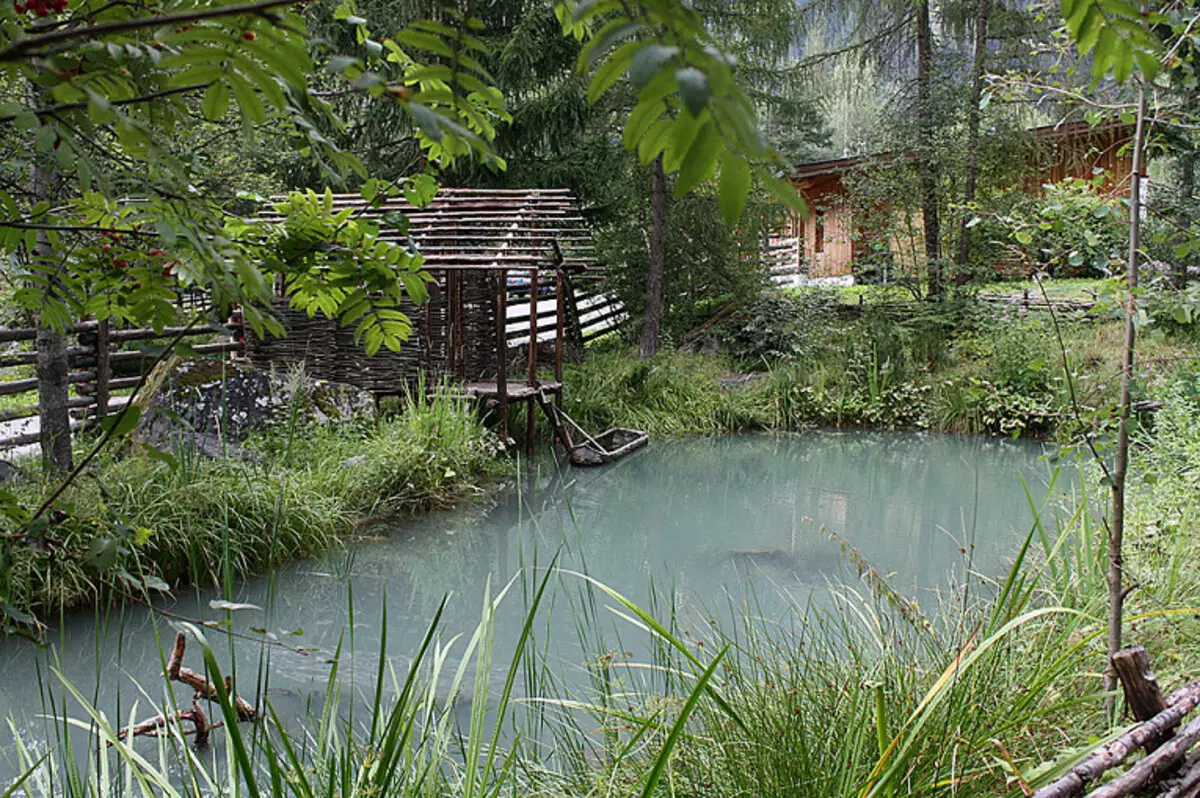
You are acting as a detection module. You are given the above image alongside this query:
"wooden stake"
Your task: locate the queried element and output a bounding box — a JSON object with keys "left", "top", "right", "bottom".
{"left": 496, "top": 270, "right": 508, "bottom": 444}
{"left": 1112, "top": 646, "right": 1169, "bottom": 724}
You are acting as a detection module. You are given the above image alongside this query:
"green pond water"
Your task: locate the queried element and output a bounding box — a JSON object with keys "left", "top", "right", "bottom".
{"left": 0, "top": 432, "right": 1067, "bottom": 779}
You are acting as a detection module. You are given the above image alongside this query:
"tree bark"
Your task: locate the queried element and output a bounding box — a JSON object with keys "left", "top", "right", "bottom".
{"left": 28, "top": 82, "right": 73, "bottom": 472}
{"left": 1105, "top": 83, "right": 1147, "bottom": 708}
{"left": 915, "top": 0, "right": 942, "bottom": 299}
{"left": 1177, "top": 106, "right": 1196, "bottom": 289}
{"left": 640, "top": 154, "right": 667, "bottom": 359}
{"left": 35, "top": 322, "right": 72, "bottom": 472}
{"left": 955, "top": 0, "right": 991, "bottom": 284}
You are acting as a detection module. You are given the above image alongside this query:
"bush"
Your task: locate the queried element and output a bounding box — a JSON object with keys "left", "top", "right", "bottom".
{"left": 0, "top": 389, "right": 503, "bottom": 619}
{"left": 996, "top": 178, "right": 1127, "bottom": 278}
{"left": 717, "top": 289, "right": 845, "bottom": 364}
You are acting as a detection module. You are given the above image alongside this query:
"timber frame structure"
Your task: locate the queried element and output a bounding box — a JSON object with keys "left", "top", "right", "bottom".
{"left": 244, "top": 188, "right": 602, "bottom": 449}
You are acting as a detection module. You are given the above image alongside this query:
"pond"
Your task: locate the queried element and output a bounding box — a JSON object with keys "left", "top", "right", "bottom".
{"left": 0, "top": 431, "right": 1065, "bottom": 780}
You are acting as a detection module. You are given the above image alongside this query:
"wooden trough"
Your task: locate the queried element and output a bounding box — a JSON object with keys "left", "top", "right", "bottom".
{"left": 1035, "top": 646, "right": 1200, "bottom": 798}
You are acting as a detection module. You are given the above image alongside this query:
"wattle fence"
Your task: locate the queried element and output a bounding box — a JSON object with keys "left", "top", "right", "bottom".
{"left": 0, "top": 285, "right": 626, "bottom": 452}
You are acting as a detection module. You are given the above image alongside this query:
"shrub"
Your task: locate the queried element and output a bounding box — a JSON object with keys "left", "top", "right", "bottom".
{"left": 717, "top": 288, "right": 845, "bottom": 364}
{"left": 997, "top": 178, "right": 1127, "bottom": 278}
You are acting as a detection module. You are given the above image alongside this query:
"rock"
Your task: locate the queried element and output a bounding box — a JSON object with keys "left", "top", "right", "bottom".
{"left": 719, "top": 373, "right": 760, "bottom": 391}
{"left": 0, "top": 459, "right": 21, "bottom": 484}
{"left": 342, "top": 455, "right": 368, "bottom": 468}
{"left": 133, "top": 359, "right": 374, "bottom": 459}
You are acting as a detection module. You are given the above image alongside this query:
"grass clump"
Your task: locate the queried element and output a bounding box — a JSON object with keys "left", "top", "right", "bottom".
{"left": 562, "top": 288, "right": 1199, "bottom": 440}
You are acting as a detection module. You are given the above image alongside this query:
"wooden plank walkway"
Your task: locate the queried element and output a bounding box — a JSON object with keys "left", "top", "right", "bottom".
{"left": 462, "top": 380, "right": 562, "bottom": 400}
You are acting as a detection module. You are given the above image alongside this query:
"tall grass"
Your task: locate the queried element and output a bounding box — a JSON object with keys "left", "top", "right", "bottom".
{"left": 1, "top": 386, "right": 504, "bottom": 617}
{"left": 1, "top": 473, "right": 1153, "bottom": 798}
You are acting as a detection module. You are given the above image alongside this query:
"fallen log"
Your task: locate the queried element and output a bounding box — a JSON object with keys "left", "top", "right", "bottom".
{"left": 1033, "top": 679, "right": 1200, "bottom": 798}
{"left": 1156, "top": 750, "right": 1200, "bottom": 798}
{"left": 1087, "top": 714, "right": 1200, "bottom": 798}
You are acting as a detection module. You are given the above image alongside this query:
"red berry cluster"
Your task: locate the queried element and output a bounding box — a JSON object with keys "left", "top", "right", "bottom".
{"left": 149, "top": 248, "right": 181, "bottom": 277}
{"left": 14, "top": 0, "right": 67, "bottom": 18}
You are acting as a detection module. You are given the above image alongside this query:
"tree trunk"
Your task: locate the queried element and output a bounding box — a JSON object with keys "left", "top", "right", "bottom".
{"left": 1106, "top": 83, "right": 1147, "bottom": 708}
{"left": 36, "top": 322, "right": 73, "bottom": 472}
{"left": 640, "top": 154, "right": 667, "bottom": 359}
{"left": 27, "top": 83, "right": 73, "bottom": 472}
{"left": 916, "top": 0, "right": 942, "bottom": 299}
{"left": 1177, "top": 108, "right": 1196, "bottom": 288}
{"left": 955, "top": 0, "right": 991, "bottom": 285}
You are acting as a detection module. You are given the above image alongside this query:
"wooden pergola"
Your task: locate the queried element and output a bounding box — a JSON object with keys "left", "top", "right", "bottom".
{"left": 247, "top": 187, "right": 602, "bottom": 449}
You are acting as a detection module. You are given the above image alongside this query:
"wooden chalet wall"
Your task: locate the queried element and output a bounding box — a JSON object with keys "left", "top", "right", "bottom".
{"left": 772, "top": 122, "right": 1135, "bottom": 281}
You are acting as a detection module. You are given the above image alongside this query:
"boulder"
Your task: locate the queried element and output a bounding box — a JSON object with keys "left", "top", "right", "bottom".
{"left": 133, "top": 358, "right": 374, "bottom": 459}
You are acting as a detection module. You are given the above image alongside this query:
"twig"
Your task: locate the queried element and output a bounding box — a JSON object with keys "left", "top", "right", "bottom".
{"left": 116, "top": 700, "right": 220, "bottom": 746}
{"left": 0, "top": 0, "right": 309, "bottom": 61}
{"left": 0, "top": 84, "right": 210, "bottom": 123}
{"left": 167, "top": 632, "right": 257, "bottom": 721}
{"left": 1034, "top": 275, "right": 1113, "bottom": 483}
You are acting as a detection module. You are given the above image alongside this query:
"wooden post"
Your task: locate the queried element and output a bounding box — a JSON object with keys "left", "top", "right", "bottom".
{"left": 94, "top": 318, "right": 110, "bottom": 423}
{"left": 445, "top": 271, "right": 455, "bottom": 375}
{"left": 1112, "top": 646, "right": 1172, "bottom": 752}
{"left": 555, "top": 269, "right": 564, "bottom": 409}
{"left": 496, "top": 270, "right": 508, "bottom": 444}
{"left": 456, "top": 271, "right": 464, "bottom": 378}
{"left": 526, "top": 267, "right": 538, "bottom": 456}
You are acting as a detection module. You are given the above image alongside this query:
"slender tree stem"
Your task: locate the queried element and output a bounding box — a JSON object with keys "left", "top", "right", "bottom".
{"left": 915, "top": 0, "right": 942, "bottom": 298}
{"left": 1106, "top": 82, "right": 1147, "bottom": 712}
{"left": 956, "top": 0, "right": 991, "bottom": 283}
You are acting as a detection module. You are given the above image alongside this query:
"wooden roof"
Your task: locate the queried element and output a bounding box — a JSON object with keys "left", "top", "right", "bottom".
{"left": 257, "top": 187, "right": 600, "bottom": 273}
{"left": 789, "top": 120, "right": 1134, "bottom": 182}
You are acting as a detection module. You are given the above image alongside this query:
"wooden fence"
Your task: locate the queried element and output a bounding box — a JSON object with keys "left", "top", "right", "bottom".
{"left": 0, "top": 321, "right": 243, "bottom": 450}
{"left": 1035, "top": 645, "right": 1200, "bottom": 798}
{"left": 0, "top": 281, "right": 626, "bottom": 452}
{"left": 504, "top": 282, "right": 625, "bottom": 348}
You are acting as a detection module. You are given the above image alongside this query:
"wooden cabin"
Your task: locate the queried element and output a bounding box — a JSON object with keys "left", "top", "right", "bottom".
{"left": 767, "top": 121, "right": 1136, "bottom": 283}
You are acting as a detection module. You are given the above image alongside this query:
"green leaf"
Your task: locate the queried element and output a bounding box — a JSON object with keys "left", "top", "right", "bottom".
{"left": 580, "top": 20, "right": 642, "bottom": 68}
{"left": 661, "top": 110, "right": 705, "bottom": 173}
{"left": 82, "top": 536, "right": 119, "bottom": 572}
{"left": 100, "top": 406, "right": 142, "bottom": 438}
{"left": 673, "top": 122, "right": 720, "bottom": 197}
{"left": 629, "top": 45, "right": 678, "bottom": 90}
{"left": 228, "top": 72, "right": 265, "bottom": 125}
{"left": 1132, "top": 50, "right": 1161, "bottom": 81}
{"left": 675, "top": 68, "right": 710, "bottom": 118}
{"left": 761, "top": 173, "right": 807, "bottom": 218}
{"left": 202, "top": 81, "right": 230, "bottom": 121}
{"left": 588, "top": 40, "right": 640, "bottom": 103}
{"left": 408, "top": 103, "right": 443, "bottom": 139}
{"left": 718, "top": 151, "right": 751, "bottom": 225}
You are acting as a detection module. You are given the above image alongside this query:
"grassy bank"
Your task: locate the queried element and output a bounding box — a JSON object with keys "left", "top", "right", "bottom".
{"left": 561, "top": 290, "right": 1200, "bottom": 439}
{"left": 1, "top": 388, "right": 505, "bottom": 619}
